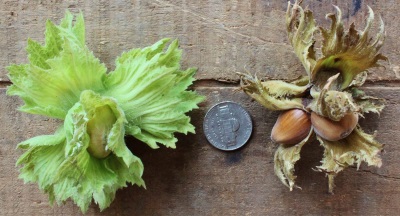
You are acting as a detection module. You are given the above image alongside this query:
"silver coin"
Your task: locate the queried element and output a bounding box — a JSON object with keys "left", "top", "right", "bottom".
{"left": 203, "top": 101, "right": 253, "bottom": 151}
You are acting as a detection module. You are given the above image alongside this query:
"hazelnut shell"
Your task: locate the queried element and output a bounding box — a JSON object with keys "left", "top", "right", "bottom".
{"left": 311, "top": 112, "right": 358, "bottom": 141}
{"left": 271, "top": 109, "right": 312, "bottom": 146}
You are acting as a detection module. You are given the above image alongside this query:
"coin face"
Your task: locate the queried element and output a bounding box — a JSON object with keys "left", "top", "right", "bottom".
{"left": 203, "top": 101, "right": 253, "bottom": 151}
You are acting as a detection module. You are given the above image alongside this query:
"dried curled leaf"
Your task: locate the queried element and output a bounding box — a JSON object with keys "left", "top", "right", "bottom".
{"left": 286, "top": 0, "right": 318, "bottom": 76}
{"left": 349, "top": 72, "right": 368, "bottom": 87}
{"left": 274, "top": 129, "right": 313, "bottom": 190}
{"left": 315, "top": 127, "right": 383, "bottom": 193}
{"left": 351, "top": 88, "right": 386, "bottom": 115}
{"left": 238, "top": 72, "right": 307, "bottom": 110}
{"left": 309, "top": 74, "right": 359, "bottom": 121}
{"left": 310, "top": 89, "right": 359, "bottom": 121}
{"left": 312, "top": 6, "right": 387, "bottom": 90}
{"left": 290, "top": 75, "right": 310, "bottom": 86}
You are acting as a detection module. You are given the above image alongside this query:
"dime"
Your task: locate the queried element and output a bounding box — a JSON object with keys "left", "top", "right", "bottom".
{"left": 203, "top": 101, "right": 253, "bottom": 151}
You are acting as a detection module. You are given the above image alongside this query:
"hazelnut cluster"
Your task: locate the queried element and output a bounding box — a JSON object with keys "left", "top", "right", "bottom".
{"left": 238, "top": 0, "right": 386, "bottom": 192}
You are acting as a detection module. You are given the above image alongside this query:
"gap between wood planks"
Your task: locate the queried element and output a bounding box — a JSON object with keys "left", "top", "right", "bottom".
{"left": 1, "top": 79, "right": 400, "bottom": 90}
{"left": 191, "top": 79, "right": 400, "bottom": 89}
{"left": 0, "top": 81, "right": 12, "bottom": 89}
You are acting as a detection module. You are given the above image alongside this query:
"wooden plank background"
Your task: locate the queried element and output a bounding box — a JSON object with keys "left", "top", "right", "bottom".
{"left": 1, "top": 0, "right": 399, "bottom": 215}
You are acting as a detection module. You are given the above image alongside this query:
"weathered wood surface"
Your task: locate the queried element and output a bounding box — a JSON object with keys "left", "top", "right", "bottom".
{"left": 1, "top": 0, "right": 400, "bottom": 82}
{"left": 1, "top": 87, "right": 400, "bottom": 215}
{"left": 1, "top": 0, "right": 400, "bottom": 215}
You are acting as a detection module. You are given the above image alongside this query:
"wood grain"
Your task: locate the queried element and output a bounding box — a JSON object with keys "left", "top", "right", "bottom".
{"left": 1, "top": 87, "right": 399, "bottom": 215}
{"left": 0, "top": 0, "right": 399, "bottom": 82}
{"left": 1, "top": 0, "right": 400, "bottom": 215}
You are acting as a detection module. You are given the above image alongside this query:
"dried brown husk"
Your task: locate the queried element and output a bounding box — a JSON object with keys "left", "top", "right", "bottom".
{"left": 274, "top": 129, "right": 313, "bottom": 190}
{"left": 286, "top": 0, "right": 317, "bottom": 76}
{"left": 315, "top": 126, "right": 383, "bottom": 193}
{"left": 350, "top": 88, "right": 386, "bottom": 115}
{"left": 312, "top": 6, "right": 387, "bottom": 90}
{"left": 239, "top": 0, "right": 386, "bottom": 193}
{"left": 308, "top": 73, "right": 360, "bottom": 121}
{"left": 309, "top": 73, "right": 385, "bottom": 120}
{"left": 238, "top": 72, "right": 308, "bottom": 111}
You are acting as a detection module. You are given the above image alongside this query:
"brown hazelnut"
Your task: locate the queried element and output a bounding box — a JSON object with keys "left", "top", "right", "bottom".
{"left": 311, "top": 112, "right": 358, "bottom": 141}
{"left": 271, "top": 109, "right": 312, "bottom": 146}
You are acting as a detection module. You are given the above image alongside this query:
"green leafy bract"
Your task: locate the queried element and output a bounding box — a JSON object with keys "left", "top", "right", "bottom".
{"left": 58, "top": 90, "right": 144, "bottom": 211}
{"left": 104, "top": 39, "right": 204, "bottom": 148}
{"left": 8, "top": 12, "right": 106, "bottom": 119}
{"left": 8, "top": 11, "right": 203, "bottom": 212}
